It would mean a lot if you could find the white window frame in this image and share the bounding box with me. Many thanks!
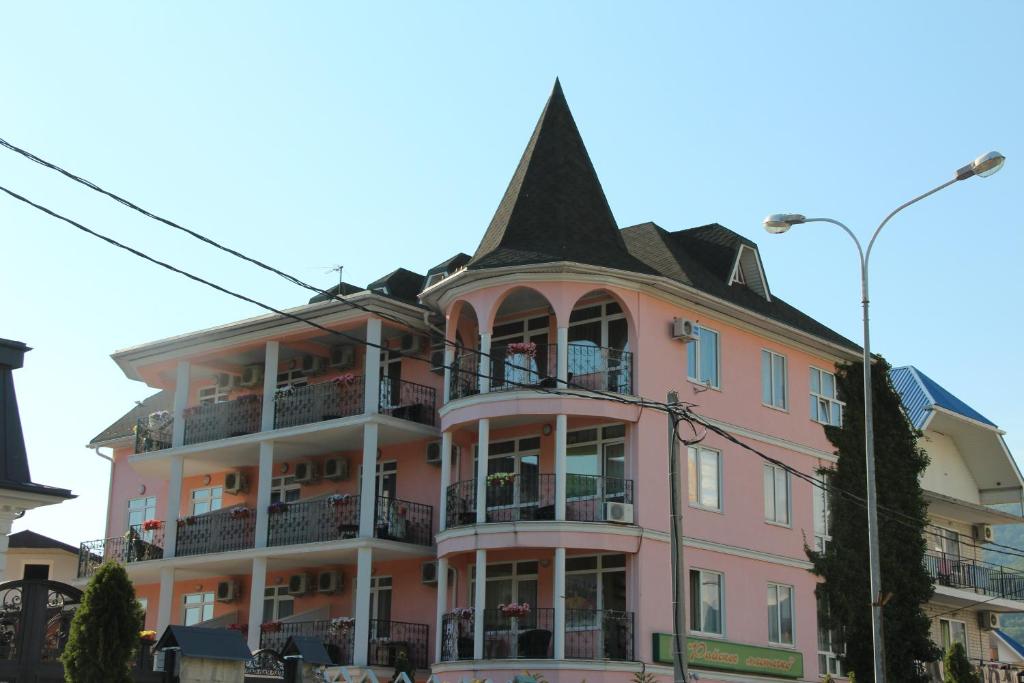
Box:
[931,527,960,560]
[567,299,627,349]
[761,349,788,411]
[565,424,627,503]
[763,464,791,526]
[198,384,230,405]
[263,586,294,622]
[817,595,844,677]
[370,575,393,623]
[687,446,722,512]
[190,486,223,516]
[939,618,967,652]
[474,436,542,512]
[688,568,725,637]
[564,553,627,630]
[270,476,301,504]
[469,559,540,607]
[687,325,721,389]
[276,369,308,390]
[813,474,832,553]
[182,591,215,626]
[809,367,843,427]
[767,582,795,646]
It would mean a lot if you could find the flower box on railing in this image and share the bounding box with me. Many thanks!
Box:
[333,373,358,386]
[327,493,352,507]
[139,630,157,642]
[498,602,531,618]
[260,622,282,633]
[177,516,197,527]
[487,472,516,487]
[330,617,355,634]
[141,519,163,531]
[452,607,474,621]
[506,341,537,357]
[229,507,251,519]
[268,501,289,515]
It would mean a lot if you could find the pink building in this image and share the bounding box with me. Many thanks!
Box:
[86,81,877,682]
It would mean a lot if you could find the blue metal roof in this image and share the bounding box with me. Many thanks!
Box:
[995,629,1024,660]
[891,366,997,430]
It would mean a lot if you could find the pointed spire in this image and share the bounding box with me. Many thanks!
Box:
[470,80,653,273]
[0,339,33,486]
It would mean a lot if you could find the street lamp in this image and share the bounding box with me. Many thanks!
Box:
[763,151,1004,683]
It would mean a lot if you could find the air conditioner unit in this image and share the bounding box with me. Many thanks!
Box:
[329,345,356,369]
[215,372,237,389]
[605,502,634,524]
[293,460,317,484]
[671,318,699,342]
[430,349,445,375]
[317,570,343,594]
[323,457,350,481]
[973,524,994,542]
[240,364,264,388]
[216,580,239,603]
[426,442,441,465]
[224,471,247,494]
[979,610,1000,630]
[288,574,310,596]
[301,355,326,375]
[399,334,424,353]
[421,561,438,584]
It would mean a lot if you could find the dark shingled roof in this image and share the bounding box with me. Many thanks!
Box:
[282,636,333,665]
[90,389,172,446]
[469,80,654,275]
[7,529,78,555]
[621,222,859,352]
[307,281,366,304]
[366,268,426,304]
[426,253,471,278]
[153,625,252,661]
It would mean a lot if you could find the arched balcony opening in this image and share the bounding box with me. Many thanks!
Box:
[566,290,634,395]
[488,287,557,394]
[447,301,481,402]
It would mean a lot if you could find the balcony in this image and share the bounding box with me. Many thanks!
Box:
[440,608,634,661]
[132,377,436,454]
[445,474,634,528]
[267,496,361,547]
[449,343,633,401]
[924,551,1024,601]
[259,619,429,669]
[77,525,164,579]
[176,506,256,557]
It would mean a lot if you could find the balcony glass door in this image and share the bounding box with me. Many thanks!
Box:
[477,438,541,520]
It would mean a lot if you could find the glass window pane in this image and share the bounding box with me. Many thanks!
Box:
[278,599,293,620]
[700,451,719,509]
[688,448,698,504]
[831,402,842,426]
[603,570,627,612]
[779,586,793,644]
[689,571,701,630]
[763,466,774,519]
[687,340,697,379]
[701,329,719,386]
[761,351,772,404]
[486,563,514,578]
[810,369,820,394]
[602,554,626,568]
[775,468,789,524]
[773,355,787,408]
[702,573,722,634]
[768,586,780,642]
[517,561,539,575]
[821,371,834,397]
[566,573,598,610]
[567,556,598,572]
[602,424,625,439]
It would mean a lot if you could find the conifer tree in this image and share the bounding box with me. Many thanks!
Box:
[809,356,938,682]
[61,561,144,683]
[942,642,976,683]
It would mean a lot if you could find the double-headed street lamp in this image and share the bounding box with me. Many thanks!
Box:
[763,150,1005,683]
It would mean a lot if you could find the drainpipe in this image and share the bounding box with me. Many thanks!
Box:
[94,446,115,538]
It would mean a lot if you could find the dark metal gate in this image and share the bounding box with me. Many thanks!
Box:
[0,579,82,682]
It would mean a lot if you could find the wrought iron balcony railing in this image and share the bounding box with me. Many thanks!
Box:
[379,378,437,426]
[374,496,433,546]
[258,619,428,669]
[445,474,634,528]
[134,417,172,453]
[183,395,262,445]
[77,525,164,579]
[175,506,256,556]
[925,551,1024,602]
[260,620,354,665]
[266,495,361,547]
[566,343,633,395]
[489,343,558,393]
[449,352,481,401]
[274,378,365,430]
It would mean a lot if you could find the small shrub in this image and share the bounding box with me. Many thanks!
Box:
[943,642,976,683]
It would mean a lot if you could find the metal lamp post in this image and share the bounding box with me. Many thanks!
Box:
[762,150,1005,683]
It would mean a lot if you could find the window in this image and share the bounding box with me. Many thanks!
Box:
[568,301,630,393]
[475,437,541,512]
[370,576,393,637]
[817,595,844,677]
[767,583,794,645]
[566,424,627,501]
[198,384,230,405]
[183,592,215,626]
[23,564,49,580]
[470,561,539,630]
[810,368,843,426]
[761,350,788,410]
[931,528,960,560]
[276,370,307,390]
[565,554,626,627]
[689,569,723,636]
[939,618,967,652]
[128,496,158,541]
[190,486,223,515]
[270,476,300,504]
[687,325,720,388]
[359,460,398,500]
[763,465,790,525]
[813,474,832,552]
[263,586,294,622]
[491,315,551,387]
[687,446,721,511]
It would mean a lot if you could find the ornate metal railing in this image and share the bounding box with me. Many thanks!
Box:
[133,417,172,454]
[367,619,429,669]
[274,378,365,430]
[925,551,1024,601]
[445,481,477,528]
[266,495,361,547]
[567,343,633,395]
[379,378,437,426]
[374,496,433,546]
[440,612,472,661]
[489,343,558,393]
[244,648,285,678]
[182,395,261,445]
[77,525,164,579]
[449,352,481,401]
[565,475,634,522]
[565,609,634,660]
[483,473,555,522]
[478,608,554,659]
[260,620,353,663]
[175,506,256,556]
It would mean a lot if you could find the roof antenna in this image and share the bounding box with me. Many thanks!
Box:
[327,265,344,294]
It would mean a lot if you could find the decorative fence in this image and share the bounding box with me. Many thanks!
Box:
[266,496,361,547]
[175,506,257,556]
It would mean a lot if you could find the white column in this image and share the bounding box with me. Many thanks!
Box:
[476,420,489,525]
[353,546,374,666]
[442,345,454,404]
[553,548,566,659]
[555,414,567,521]
[171,360,190,447]
[359,423,379,537]
[247,557,268,651]
[557,326,569,386]
[156,566,175,634]
[261,341,279,432]
[254,442,274,548]
[478,333,491,393]
[0,509,20,577]
[364,318,382,415]
[439,431,452,532]
[473,549,486,660]
[434,556,449,663]
[163,454,184,557]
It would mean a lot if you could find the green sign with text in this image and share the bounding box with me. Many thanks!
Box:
[653,633,804,679]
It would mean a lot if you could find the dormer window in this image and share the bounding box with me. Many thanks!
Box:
[372,286,389,296]
[425,272,447,288]
[728,244,771,300]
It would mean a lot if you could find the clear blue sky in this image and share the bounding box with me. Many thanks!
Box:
[2,2,1021,546]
